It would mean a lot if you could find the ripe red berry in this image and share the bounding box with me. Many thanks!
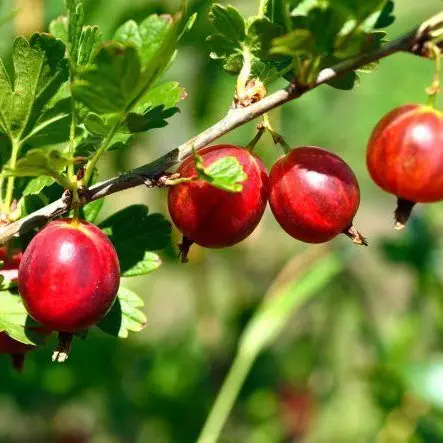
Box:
[168,144,268,255]
[269,146,365,244]
[0,331,49,371]
[18,219,120,333]
[0,247,22,282]
[367,104,443,228]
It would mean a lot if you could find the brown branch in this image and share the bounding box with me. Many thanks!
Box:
[0,11,442,244]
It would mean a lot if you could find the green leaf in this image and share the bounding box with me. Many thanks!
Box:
[210,4,245,43]
[121,81,184,134]
[78,25,102,66]
[373,0,395,29]
[99,205,171,276]
[23,176,55,196]
[66,0,84,64]
[5,149,70,186]
[23,97,73,146]
[327,70,358,90]
[125,106,179,133]
[114,14,172,68]
[49,16,68,43]
[121,251,161,277]
[0,33,69,140]
[264,0,291,30]
[98,287,147,338]
[72,42,141,114]
[271,28,314,56]
[81,198,104,223]
[332,0,388,23]
[193,149,247,193]
[133,81,185,113]
[0,291,44,345]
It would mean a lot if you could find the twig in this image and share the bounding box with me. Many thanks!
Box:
[0,12,441,244]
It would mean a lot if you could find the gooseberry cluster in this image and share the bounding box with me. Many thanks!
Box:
[1,100,440,369]
[168,143,366,258]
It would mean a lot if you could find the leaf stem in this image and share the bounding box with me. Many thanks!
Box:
[83,119,121,186]
[4,139,21,215]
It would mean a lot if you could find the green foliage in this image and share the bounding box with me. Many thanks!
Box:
[5,149,71,187]
[0,34,68,141]
[73,43,142,114]
[99,205,171,277]
[193,149,247,192]
[98,287,147,338]
[207,3,284,80]
[0,291,45,345]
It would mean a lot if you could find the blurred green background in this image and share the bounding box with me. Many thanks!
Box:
[1,0,443,442]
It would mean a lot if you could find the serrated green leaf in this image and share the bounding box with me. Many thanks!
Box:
[67,0,84,64]
[49,16,68,43]
[271,28,313,56]
[78,25,102,66]
[210,4,245,43]
[84,113,120,136]
[115,15,172,68]
[0,33,69,140]
[23,176,55,196]
[194,150,247,193]
[125,106,179,133]
[119,81,184,134]
[99,205,171,276]
[98,287,147,338]
[0,291,44,345]
[332,0,388,23]
[373,0,395,29]
[5,149,71,186]
[122,251,161,277]
[72,42,141,113]
[134,81,185,113]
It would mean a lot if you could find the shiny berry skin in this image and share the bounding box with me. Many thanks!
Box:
[168,144,268,248]
[367,104,443,228]
[269,146,365,244]
[18,219,120,332]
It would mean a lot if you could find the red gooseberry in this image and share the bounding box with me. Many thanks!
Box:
[269,146,366,245]
[0,247,50,371]
[167,144,269,259]
[367,104,443,229]
[18,218,120,361]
